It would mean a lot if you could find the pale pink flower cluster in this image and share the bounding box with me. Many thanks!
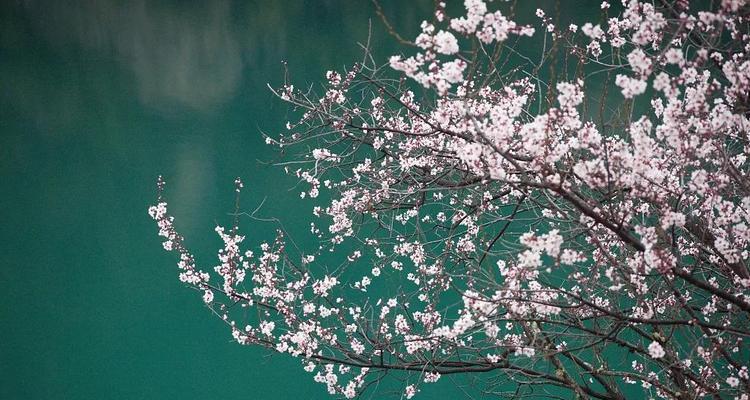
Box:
[648,341,665,359]
[615,74,647,98]
[391,0,532,94]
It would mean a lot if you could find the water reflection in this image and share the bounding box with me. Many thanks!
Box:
[2,0,430,119]
[18,0,245,111]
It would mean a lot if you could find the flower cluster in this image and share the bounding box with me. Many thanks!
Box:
[153,0,750,398]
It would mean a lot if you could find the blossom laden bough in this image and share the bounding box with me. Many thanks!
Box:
[152,0,750,398]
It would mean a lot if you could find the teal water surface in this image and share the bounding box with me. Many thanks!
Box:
[0,1,433,398]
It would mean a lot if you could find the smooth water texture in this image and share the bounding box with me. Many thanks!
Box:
[0,1,432,398]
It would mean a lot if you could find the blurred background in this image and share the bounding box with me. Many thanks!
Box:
[0,0,432,398]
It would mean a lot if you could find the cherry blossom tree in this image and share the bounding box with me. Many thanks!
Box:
[150,0,750,398]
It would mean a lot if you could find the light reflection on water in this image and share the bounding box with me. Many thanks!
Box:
[12,1,290,112]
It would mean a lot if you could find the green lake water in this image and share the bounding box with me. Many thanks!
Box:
[0,1,431,398]
[1,1,604,398]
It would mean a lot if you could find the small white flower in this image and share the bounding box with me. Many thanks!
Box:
[648,341,665,359]
[202,289,214,304]
[405,385,418,399]
[434,30,459,55]
[260,320,275,336]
